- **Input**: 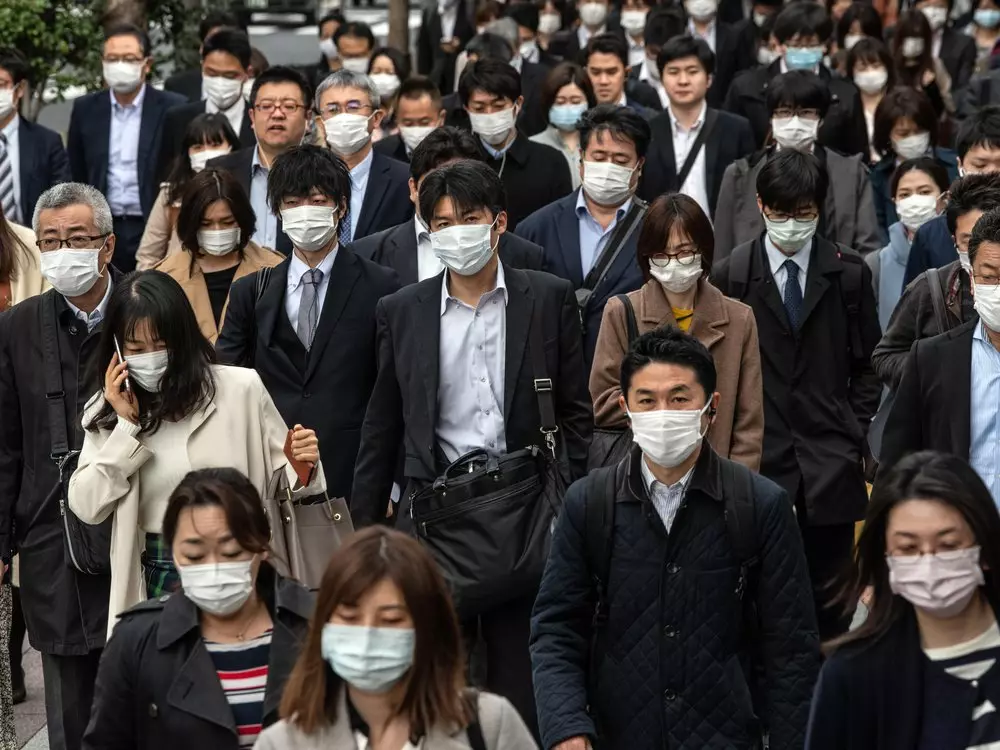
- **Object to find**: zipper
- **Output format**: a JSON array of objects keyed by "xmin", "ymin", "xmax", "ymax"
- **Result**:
[{"xmin": 417, "ymin": 475, "xmax": 540, "ymax": 531}]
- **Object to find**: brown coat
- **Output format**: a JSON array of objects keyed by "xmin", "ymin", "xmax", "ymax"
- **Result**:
[
  {"xmin": 589, "ymin": 277, "xmax": 764, "ymax": 470},
  {"xmin": 153, "ymin": 242, "xmax": 283, "ymax": 344}
]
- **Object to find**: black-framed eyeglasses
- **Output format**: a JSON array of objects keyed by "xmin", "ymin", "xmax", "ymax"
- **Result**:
[
  {"xmin": 36, "ymin": 235, "xmax": 108, "ymax": 252},
  {"xmin": 772, "ymin": 107, "xmax": 821, "ymax": 121},
  {"xmin": 650, "ymin": 247, "xmax": 700, "ymax": 267},
  {"xmin": 763, "ymin": 209, "xmax": 819, "ymax": 223}
]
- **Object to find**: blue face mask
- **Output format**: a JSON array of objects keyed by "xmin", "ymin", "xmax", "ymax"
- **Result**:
[
  {"xmin": 784, "ymin": 46, "xmax": 824, "ymax": 70},
  {"xmin": 976, "ymin": 8, "xmax": 1000, "ymax": 27},
  {"xmin": 549, "ymin": 102, "xmax": 588, "ymax": 131},
  {"xmin": 321, "ymin": 623, "xmax": 415, "ymax": 693}
]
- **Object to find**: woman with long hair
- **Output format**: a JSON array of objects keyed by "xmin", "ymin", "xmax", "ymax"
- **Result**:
[
  {"xmin": 891, "ymin": 9, "xmax": 956, "ymax": 117},
  {"xmin": 847, "ymin": 37, "xmax": 896, "ymax": 163},
  {"xmin": 68, "ymin": 271, "xmax": 325, "ymax": 636},
  {"xmin": 256, "ymin": 527, "xmax": 537, "ymax": 749},
  {"xmin": 367, "ymin": 46, "xmax": 410, "ymax": 142}
]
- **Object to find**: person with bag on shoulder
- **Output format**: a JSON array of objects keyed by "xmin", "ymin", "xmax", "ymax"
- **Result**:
[
  {"xmin": 589, "ymin": 193, "xmax": 763, "ymax": 471},
  {"xmin": 530, "ymin": 327, "xmax": 820, "ymax": 750},
  {"xmin": 67, "ymin": 270, "xmax": 325, "ymax": 640},
  {"xmin": 256, "ymin": 526, "xmax": 538, "ymax": 750},
  {"xmin": 83, "ymin": 468, "xmax": 314, "ymax": 750}
]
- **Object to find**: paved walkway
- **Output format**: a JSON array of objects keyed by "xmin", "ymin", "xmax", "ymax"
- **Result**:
[{"xmin": 13, "ymin": 646, "xmax": 46, "ymax": 750}]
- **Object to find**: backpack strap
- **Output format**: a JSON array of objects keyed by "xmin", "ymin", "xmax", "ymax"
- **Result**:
[
  {"xmin": 835, "ymin": 244, "xmax": 864, "ymax": 361},
  {"xmin": 727, "ymin": 241, "xmax": 755, "ymax": 302},
  {"xmin": 615, "ymin": 293, "xmax": 639, "ymax": 345},
  {"xmin": 720, "ymin": 459, "xmax": 759, "ymax": 606},
  {"xmin": 463, "ymin": 690, "xmax": 487, "ymax": 750},
  {"xmin": 926, "ymin": 266, "xmax": 951, "ymax": 334},
  {"xmin": 585, "ymin": 463, "xmax": 620, "ymax": 627}
]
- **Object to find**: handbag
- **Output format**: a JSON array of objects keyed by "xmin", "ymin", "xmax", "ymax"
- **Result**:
[
  {"xmin": 409, "ymin": 299, "xmax": 567, "ymax": 619},
  {"xmin": 588, "ymin": 293, "xmax": 639, "ymax": 471},
  {"xmin": 40, "ymin": 294, "xmax": 112, "ymax": 575}
]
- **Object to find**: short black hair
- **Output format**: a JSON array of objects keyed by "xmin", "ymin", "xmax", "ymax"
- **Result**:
[
  {"xmin": 0, "ymin": 48, "xmax": 30, "ymax": 86},
  {"xmin": 836, "ymin": 2, "xmax": 883, "ymax": 46},
  {"xmin": 756, "ymin": 148, "xmax": 829, "ymax": 214},
  {"xmin": 104, "ymin": 23, "xmax": 151, "ymax": 57},
  {"xmin": 585, "ymin": 32, "xmax": 629, "ymax": 69},
  {"xmin": 890, "ymin": 157, "xmax": 950, "ymax": 198},
  {"xmin": 506, "ymin": 2, "xmax": 539, "ymax": 32},
  {"xmin": 175, "ymin": 168, "xmax": 256, "ymax": 259},
  {"xmin": 249, "ymin": 65, "xmax": 312, "ymax": 109},
  {"xmin": 267, "ymin": 145, "xmax": 352, "ymax": 213},
  {"xmin": 956, "ymin": 105, "xmax": 1000, "ymax": 161},
  {"xmin": 409, "ymin": 126, "xmax": 486, "ymax": 182},
  {"xmin": 772, "ymin": 2, "xmax": 833, "ymax": 44},
  {"xmin": 369, "ymin": 46, "xmax": 411, "ymax": 80},
  {"xmin": 946, "ymin": 172, "xmax": 1000, "ymax": 236},
  {"xmin": 578, "ymin": 104, "xmax": 652, "ymax": 160},
  {"xmin": 334, "ymin": 21, "xmax": 376, "ymax": 51},
  {"xmin": 397, "ymin": 76, "xmax": 443, "ymax": 109},
  {"xmin": 418, "ymin": 160, "xmax": 507, "ymax": 225},
  {"xmin": 458, "ymin": 57, "xmax": 521, "ymax": 106},
  {"xmin": 465, "ymin": 32, "xmax": 515, "ymax": 63},
  {"xmin": 539, "ymin": 62, "xmax": 597, "ymax": 116},
  {"xmin": 658, "ymin": 36, "xmax": 715, "ymax": 77},
  {"xmin": 846, "ymin": 36, "xmax": 896, "ymax": 89},
  {"xmin": 200, "ymin": 10, "xmax": 242, "ymax": 41},
  {"xmin": 318, "ymin": 10, "xmax": 346, "ymax": 32},
  {"xmin": 969, "ymin": 207, "xmax": 1000, "ymax": 266},
  {"xmin": 765, "ymin": 70, "xmax": 832, "ymax": 118},
  {"xmin": 872, "ymin": 87, "xmax": 938, "ymax": 156},
  {"xmin": 620, "ymin": 327, "xmax": 717, "ymax": 403},
  {"xmin": 644, "ymin": 6, "xmax": 687, "ymax": 49},
  {"xmin": 201, "ymin": 27, "xmax": 252, "ymax": 70}
]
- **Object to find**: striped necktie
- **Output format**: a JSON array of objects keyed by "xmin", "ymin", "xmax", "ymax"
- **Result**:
[{"xmin": 0, "ymin": 134, "xmax": 16, "ymax": 223}]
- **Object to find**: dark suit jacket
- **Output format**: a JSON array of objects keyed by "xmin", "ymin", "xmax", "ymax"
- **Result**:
[
  {"xmin": 638, "ymin": 107, "xmax": 755, "ymax": 215},
  {"xmin": 440, "ymin": 86, "xmax": 552, "ymax": 138},
  {"xmin": 940, "ymin": 27, "xmax": 977, "ymax": 91},
  {"xmin": 373, "ymin": 134, "xmax": 409, "ymax": 163},
  {"xmin": 515, "ymin": 188, "xmax": 644, "ymax": 365},
  {"xmin": 548, "ymin": 25, "xmax": 626, "ymax": 63},
  {"xmin": 353, "ymin": 150, "xmax": 413, "ymax": 240},
  {"xmin": 158, "ymin": 100, "xmax": 255, "ymax": 181},
  {"xmin": 723, "ymin": 60, "xmax": 868, "ymax": 157},
  {"xmin": 712, "ymin": 236, "xmax": 881, "ymax": 525},
  {"xmin": 625, "ymin": 79, "xmax": 663, "ymax": 113},
  {"xmin": 351, "ymin": 218, "xmax": 545, "ymax": 285},
  {"xmin": 417, "ymin": 1, "xmax": 476, "ymax": 94},
  {"xmin": 17, "ymin": 118, "xmax": 71, "ymax": 224},
  {"xmin": 486, "ymin": 134, "xmax": 573, "ymax": 231},
  {"xmin": 707, "ymin": 21, "xmax": 748, "ymax": 108},
  {"xmin": 902, "ymin": 214, "xmax": 956, "ymax": 286},
  {"xmin": 67, "ymin": 86, "xmax": 186, "ymax": 219},
  {"xmin": 163, "ymin": 68, "xmax": 202, "ymax": 103},
  {"xmin": 216, "ymin": 249, "xmax": 400, "ymax": 501},
  {"xmin": 350, "ymin": 265, "xmax": 594, "ymax": 526},
  {"xmin": 879, "ymin": 320, "xmax": 976, "ymax": 475},
  {"xmin": 207, "ymin": 147, "xmax": 292, "ymax": 255},
  {"xmin": 518, "ymin": 60, "xmax": 552, "ymax": 137}
]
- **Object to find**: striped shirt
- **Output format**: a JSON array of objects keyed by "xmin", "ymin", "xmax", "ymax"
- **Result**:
[{"xmin": 204, "ymin": 629, "xmax": 272, "ymax": 748}]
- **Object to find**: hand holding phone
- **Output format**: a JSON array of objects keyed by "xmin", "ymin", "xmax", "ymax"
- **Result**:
[
  {"xmin": 105, "ymin": 346, "xmax": 138, "ymax": 424},
  {"xmin": 113, "ymin": 336, "xmax": 130, "ymax": 392}
]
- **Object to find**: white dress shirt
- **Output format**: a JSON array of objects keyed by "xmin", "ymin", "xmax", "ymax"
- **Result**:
[
  {"xmin": 578, "ymin": 24, "xmax": 607, "ymax": 50},
  {"xmin": 415, "ymin": 217, "xmax": 443, "ymax": 281},
  {"xmin": 284, "ymin": 246, "xmax": 338, "ymax": 338},
  {"xmin": 66, "ymin": 274, "xmax": 114, "ymax": 332},
  {"xmin": 688, "ymin": 18, "xmax": 718, "ymax": 52},
  {"xmin": 1, "ymin": 114, "xmax": 22, "ymax": 224},
  {"xmin": 638, "ymin": 58, "xmax": 670, "ymax": 108},
  {"xmin": 107, "ymin": 85, "xmax": 146, "ymax": 217},
  {"xmin": 439, "ymin": 2, "xmax": 458, "ymax": 40},
  {"xmin": 349, "ymin": 148, "xmax": 374, "ymax": 240},
  {"xmin": 764, "ymin": 233, "xmax": 812, "ymax": 295},
  {"xmin": 640, "ymin": 454, "xmax": 695, "ymax": 533},
  {"xmin": 206, "ymin": 96, "xmax": 244, "ymax": 139},
  {"xmin": 627, "ymin": 34, "xmax": 646, "ymax": 67},
  {"xmin": 250, "ymin": 147, "xmax": 278, "ymax": 250},
  {"xmin": 668, "ymin": 102, "xmax": 711, "ymax": 219}
]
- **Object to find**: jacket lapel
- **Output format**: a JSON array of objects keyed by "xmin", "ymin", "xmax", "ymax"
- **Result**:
[
  {"xmin": 748, "ymin": 238, "xmax": 792, "ymax": 333},
  {"xmin": 950, "ymin": 323, "xmax": 975, "ymax": 460},
  {"xmin": 797, "ymin": 238, "xmax": 838, "ymax": 331},
  {"xmin": 388, "ymin": 220, "xmax": 419, "ymax": 286},
  {"xmin": 416, "ymin": 278, "xmax": 442, "ymax": 435},
  {"xmin": 558, "ymin": 193, "xmax": 584, "ymax": 285},
  {"xmin": 138, "ymin": 88, "xmax": 162, "ymax": 199},
  {"xmin": 161, "ymin": 251, "xmax": 219, "ymax": 341},
  {"xmin": 256, "ymin": 257, "xmax": 297, "ymax": 376},
  {"xmin": 96, "ymin": 95, "xmax": 113, "ymax": 192},
  {"xmin": 354, "ymin": 151, "xmax": 389, "ymax": 240},
  {"xmin": 503, "ymin": 269, "xmax": 534, "ymax": 419},
  {"xmin": 17, "ymin": 121, "xmax": 37, "ymax": 218},
  {"xmin": 688, "ymin": 279, "xmax": 727, "ymax": 350},
  {"xmin": 239, "ymin": 105, "xmax": 255, "ymax": 146},
  {"xmin": 304, "ymin": 248, "xmax": 361, "ymax": 381}
]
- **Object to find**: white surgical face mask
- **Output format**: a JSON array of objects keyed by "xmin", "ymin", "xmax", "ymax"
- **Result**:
[
  {"xmin": 628, "ymin": 402, "xmax": 711, "ymax": 469},
  {"xmin": 854, "ymin": 68, "xmax": 888, "ymax": 94},
  {"xmin": 40, "ymin": 247, "xmax": 104, "ymax": 297},
  {"xmin": 430, "ymin": 219, "xmax": 498, "ymax": 276},
  {"xmin": 242, "ymin": 78, "xmax": 255, "ymax": 103},
  {"xmin": 901, "ymin": 37, "xmax": 925, "ymax": 59},
  {"xmin": 0, "ymin": 88, "xmax": 15, "ymax": 120},
  {"xmin": 324, "ymin": 113, "xmax": 373, "ymax": 156},
  {"xmin": 124, "ymin": 350, "xmax": 169, "ymax": 393},
  {"xmin": 764, "ymin": 215, "xmax": 818, "ymax": 252},
  {"xmin": 621, "ymin": 9, "xmax": 649, "ymax": 32},
  {"xmin": 649, "ymin": 256, "xmax": 703, "ymax": 293},
  {"xmin": 399, "ymin": 125, "xmax": 437, "ymax": 152},
  {"xmin": 280, "ymin": 205, "xmax": 340, "ymax": 252},
  {"xmin": 202, "ymin": 75, "xmax": 244, "ymax": 111},
  {"xmin": 341, "ymin": 56, "xmax": 370, "ymax": 74},
  {"xmin": 178, "ymin": 559, "xmax": 255, "ymax": 617},
  {"xmin": 844, "ymin": 33, "xmax": 864, "ymax": 51},
  {"xmin": 468, "ymin": 107, "xmax": 516, "ymax": 146},
  {"xmin": 579, "ymin": 1, "xmax": 609, "ymax": 26},
  {"xmin": 519, "ymin": 40, "xmax": 539, "ymax": 61},
  {"xmin": 757, "ymin": 46, "xmax": 779, "ymax": 65},
  {"xmin": 753, "ymin": 10, "xmax": 770, "ymax": 26},
  {"xmin": 893, "ymin": 131, "xmax": 931, "ymax": 160},
  {"xmin": 538, "ymin": 12, "xmax": 562, "ymax": 34},
  {"xmin": 197, "ymin": 227, "xmax": 241, "ymax": 256},
  {"xmin": 189, "ymin": 147, "xmax": 231, "ymax": 173},
  {"xmin": 684, "ymin": 0, "xmax": 719, "ymax": 20},
  {"xmin": 103, "ymin": 61, "xmax": 144, "ymax": 93},
  {"xmin": 582, "ymin": 160, "xmax": 636, "ymax": 206},
  {"xmin": 319, "ymin": 37, "xmax": 339, "ymax": 60},
  {"xmin": 895, "ymin": 193, "xmax": 939, "ymax": 231},
  {"xmin": 771, "ymin": 116, "xmax": 819, "ymax": 150},
  {"xmin": 321, "ymin": 624, "xmax": 416, "ymax": 693},
  {"xmin": 959, "ymin": 249, "xmax": 972, "ymax": 274},
  {"xmin": 974, "ymin": 282, "xmax": 1000, "ymax": 331},
  {"xmin": 920, "ymin": 5, "xmax": 948, "ymax": 31},
  {"xmin": 887, "ymin": 547, "xmax": 984, "ymax": 618},
  {"xmin": 370, "ymin": 73, "xmax": 401, "ymax": 99}
]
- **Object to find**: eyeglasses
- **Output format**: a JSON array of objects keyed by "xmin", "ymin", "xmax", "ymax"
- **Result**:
[
  {"xmin": 764, "ymin": 209, "xmax": 819, "ymax": 223},
  {"xmin": 974, "ymin": 273, "xmax": 1000, "ymax": 288},
  {"xmin": 254, "ymin": 100, "xmax": 307, "ymax": 114},
  {"xmin": 320, "ymin": 101, "xmax": 373, "ymax": 116},
  {"xmin": 772, "ymin": 107, "xmax": 821, "ymax": 121},
  {"xmin": 649, "ymin": 246, "xmax": 700, "ymax": 266},
  {"xmin": 36, "ymin": 235, "xmax": 108, "ymax": 252}
]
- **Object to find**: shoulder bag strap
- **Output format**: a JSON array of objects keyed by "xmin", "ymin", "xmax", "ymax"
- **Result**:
[
  {"xmin": 616, "ymin": 293, "xmax": 639, "ymax": 344},
  {"xmin": 528, "ymin": 292, "xmax": 559, "ymax": 457},
  {"xmin": 581, "ymin": 197, "xmax": 649, "ymax": 294},
  {"xmin": 464, "ymin": 690, "xmax": 487, "ymax": 750},
  {"xmin": 674, "ymin": 109, "xmax": 718, "ymax": 189},
  {"xmin": 41, "ymin": 295, "xmax": 71, "ymax": 459},
  {"xmin": 926, "ymin": 267, "xmax": 951, "ymax": 334}
]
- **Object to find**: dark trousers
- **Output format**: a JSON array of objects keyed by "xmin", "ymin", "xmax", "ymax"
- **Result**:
[
  {"xmin": 461, "ymin": 594, "xmax": 539, "ymax": 740},
  {"xmin": 10, "ymin": 585, "xmax": 24, "ymax": 680},
  {"xmin": 41, "ymin": 649, "xmax": 102, "ymax": 750},
  {"xmin": 798, "ymin": 521, "xmax": 856, "ymax": 641},
  {"xmin": 111, "ymin": 215, "xmax": 145, "ymax": 273}
]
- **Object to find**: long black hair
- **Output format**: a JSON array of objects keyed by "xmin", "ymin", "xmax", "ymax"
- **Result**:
[
  {"xmin": 166, "ymin": 114, "xmax": 241, "ymax": 204},
  {"xmin": 829, "ymin": 452, "xmax": 1000, "ymax": 653},
  {"xmin": 87, "ymin": 271, "xmax": 217, "ymax": 435}
]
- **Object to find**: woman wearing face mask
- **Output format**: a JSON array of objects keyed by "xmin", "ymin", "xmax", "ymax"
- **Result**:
[
  {"xmin": 256, "ymin": 527, "xmax": 538, "ymax": 750},
  {"xmin": 865, "ymin": 158, "xmax": 949, "ymax": 330},
  {"xmin": 136, "ymin": 114, "xmax": 240, "ymax": 270},
  {"xmin": 537, "ymin": 0, "xmax": 568, "ymax": 50},
  {"xmin": 153, "ymin": 169, "xmax": 283, "ymax": 344},
  {"xmin": 892, "ymin": 9, "xmax": 956, "ymax": 118},
  {"xmin": 830, "ymin": 3, "xmax": 883, "ymax": 74},
  {"xmin": 590, "ymin": 194, "xmax": 764, "ymax": 470},
  {"xmin": 530, "ymin": 63, "xmax": 597, "ymax": 189},
  {"xmin": 805, "ymin": 451, "xmax": 1000, "ymax": 750},
  {"xmin": 965, "ymin": 0, "xmax": 1000, "ymax": 72},
  {"xmin": 868, "ymin": 87, "xmax": 958, "ymax": 236},
  {"xmin": 367, "ymin": 47, "xmax": 410, "ymax": 142},
  {"xmin": 82, "ymin": 468, "xmax": 314, "ymax": 750},
  {"xmin": 68, "ymin": 271, "xmax": 326, "ymax": 638},
  {"xmin": 847, "ymin": 38, "xmax": 896, "ymax": 163},
  {"xmin": 619, "ymin": 0, "xmax": 652, "ymax": 66}
]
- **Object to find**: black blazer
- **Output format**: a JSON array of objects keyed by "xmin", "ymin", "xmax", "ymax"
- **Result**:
[
  {"xmin": 879, "ymin": 319, "xmax": 976, "ymax": 476},
  {"xmin": 67, "ymin": 86, "xmax": 186, "ymax": 218},
  {"xmin": 158, "ymin": 100, "xmax": 255, "ymax": 181},
  {"xmin": 485, "ymin": 134, "xmax": 574, "ymax": 231},
  {"xmin": 638, "ymin": 107, "xmax": 756, "ymax": 215},
  {"xmin": 940, "ymin": 26, "xmax": 977, "ymax": 91},
  {"xmin": 708, "ymin": 21, "xmax": 749, "ymax": 108},
  {"xmin": 351, "ymin": 218, "xmax": 545, "ymax": 285},
  {"xmin": 712, "ymin": 236, "xmax": 881, "ymax": 526},
  {"xmin": 373, "ymin": 134, "xmax": 409, "ymax": 163},
  {"xmin": 350, "ymin": 265, "xmax": 593, "ymax": 527},
  {"xmin": 163, "ymin": 68, "xmax": 202, "ymax": 103},
  {"xmin": 17, "ymin": 118, "xmax": 71, "ymax": 224},
  {"xmin": 417, "ymin": 0, "xmax": 476, "ymax": 94},
  {"xmin": 548, "ymin": 25, "xmax": 626, "ymax": 62},
  {"xmin": 518, "ymin": 60, "xmax": 552, "ymax": 137},
  {"xmin": 216, "ymin": 250, "xmax": 400, "ymax": 501},
  {"xmin": 440, "ymin": 88, "xmax": 551, "ymax": 138},
  {"xmin": 723, "ymin": 60, "xmax": 868, "ymax": 158},
  {"xmin": 353, "ymin": 150, "xmax": 414, "ymax": 240}
]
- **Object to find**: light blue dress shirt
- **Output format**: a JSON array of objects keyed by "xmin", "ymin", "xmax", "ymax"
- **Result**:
[
  {"xmin": 250, "ymin": 147, "xmax": 278, "ymax": 250},
  {"xmin": 1, "ymin": 115, "xmax": 22, "ymax": 224},
  {"xmin": 348, "ymin": 148, "xmax": 374, "ymax": 240},
  {"xmin": 970, "ymin": 320, "xmax": 1000, "ymax": 503},
  {"xmin": 66, "ymin": 275, "xmax": 113, "ymax": 331},
  {"xmin": 480, "ymin": 135, "xmax": 516, "ymax": 160},
  {"xmin": 107, "ymin": 86, "xmax": 145, "ymax": 217},
  {"xmin": 576, "ymin": 188, "xmax": 632, "ymax": 277}
]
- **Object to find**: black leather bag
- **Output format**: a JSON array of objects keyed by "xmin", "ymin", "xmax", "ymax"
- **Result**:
[{"xmin": 410, "ymin": 302, "xmax": 567, "ymax": 618}]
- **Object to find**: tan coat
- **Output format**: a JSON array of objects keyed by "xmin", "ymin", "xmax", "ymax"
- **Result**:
[
  {"xmin": 136, "ymin": 184, "xmax": 183, "ymax": 270},
  {"xmin": 9, "ymin": 222, "xmax": 49, "ymax": 305},
  {"xmin": 153, "ymin": 242, "xmax": 283, "ymax": 344},
  {"xmin": 590, "ymin": 277, "xmax": 764, "ymax": 471}
]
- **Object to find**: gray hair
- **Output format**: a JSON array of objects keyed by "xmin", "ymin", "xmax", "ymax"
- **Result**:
[
  {"xmin": 32, "ymin": 182, "xmax": 113, "ymax": 236},
  {"xmin": 314, "ymin": 70, "xmax": 381, "ymax": 111},
  {"xmin": 486, "ymin": 18, "xmax": 520, "ymax": 52}
]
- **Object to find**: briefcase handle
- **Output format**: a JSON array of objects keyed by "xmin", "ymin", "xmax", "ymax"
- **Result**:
[{"xmin": 433, "ymin": 449, "xmax": 502, "ymax": 490}]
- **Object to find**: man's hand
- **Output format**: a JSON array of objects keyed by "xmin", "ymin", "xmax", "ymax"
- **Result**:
[
  {"xmin": 554, "ymin": 738, "xmax": 591, "ymax": 750},
  {"xmin": 290, "ymin": 424, "xmax": 319, "ymax": 465}
]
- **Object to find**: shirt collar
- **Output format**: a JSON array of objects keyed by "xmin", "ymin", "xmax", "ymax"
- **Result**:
[
  {"xmin": 764, "ymin": 232, "xmax": 811, "ymax": 275},
  {"xmin": 616, "ymin": 90, "xmax": 629, "ymax": 107},
  {"xmin": 480, "ymin": 133, "xmax": 516, "ymax": 159},
  {"xmin": 287, "ymin": 247, "xmax": 338, "ymax": 289},
  {"xmin": 350, "ymin": 146, "xmax": 375, "ymax": 183},
  {"xmin": 640, "ymin": 453, "xmax": 696, "ymax": 495},
  {"xmin": 576, "ymin": 186, "xmax": 633, "ymax": 219},
  {"xmin": 252, "ymin": 145, "xmax": 269, "ymax": 174},
  {"xmin": 110, "ymin": 83, "xmax": 146, "ymax": 112},
  {"xmin": 206, "ymin": 95, "xmax": 243, "ymax": 119},
  {"xmin": 65, "ymin": 274, "xmax": 113, "ymax": 329},
  {"xmin": 687, "ymin": 17, "xmax": 716, "ymax": 38},
  {"xmin": 440, "ymin": 259, "xmax": 508, "ymax": 316},
  {"xmin": 414, "ymin": 216, "xmax": 430, "ymax": 244},
  {"xmin": 667, "ymin": 101, "xmax": 707, "ymax": 133},
  {"xmin": 1, "ymin": 114, "xmax": 19, "ymax": 141},
  {"xmin": 975, "ymin": 319, "xmax": 994, "ymax": 343}
]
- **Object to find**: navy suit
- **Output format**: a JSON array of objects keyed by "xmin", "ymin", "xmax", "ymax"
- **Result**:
[
  {"xmin": 17, "ymin": 118, "xmax": 71, "ymax": 225},
  {"xmin": 516, "ymin": 188, "xmax": 644, "ymax": 365},
  {"xmin": 353, "ymin": 150, "xmax": 414, "ymax": 241},
  {"xmin": 158, "ymin": 100, "xmax": 255, "ymax": 181},
  {"xmin": 902, "ymin": 214, "xmax": 957, "ymax": 287}
]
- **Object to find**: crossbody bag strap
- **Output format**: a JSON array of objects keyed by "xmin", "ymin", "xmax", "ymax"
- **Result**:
[
  {"xmin": 41, "ymin": 295, "xmax": 71, "ymax": 459},
  {"xmin": 926, "ymin": 267, "xmax": 951, "ymax": 334},
  {"xmin": 581, "ymin": 197, "xmax": 649, "ymax": 294},
  {"xmin": 528, "ymin": 291, "xmax": 559, "ymax": 457},
  {"xmin": 675, "ymin": 109, "xmax": 717, "ymax": 189}
]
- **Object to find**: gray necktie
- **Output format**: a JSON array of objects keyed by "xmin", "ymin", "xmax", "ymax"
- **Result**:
[
  {"xmin": 0, "ymin": 134, "xmax": 16, "ymax": 223},
  {"xmin": 296, "ymin": 268, "xmax": 324, "ymax": 349}
]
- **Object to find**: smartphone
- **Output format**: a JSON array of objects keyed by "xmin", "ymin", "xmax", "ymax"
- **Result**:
[{"xmin": 113, "ymin": 336, "xmax": 131, "ymax": 393}]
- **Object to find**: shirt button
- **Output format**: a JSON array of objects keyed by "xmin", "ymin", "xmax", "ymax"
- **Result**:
[
  {"xmin": 480, "ymin": 376, "xmax": 486, "ymax": 382},
  {"xmin": 485, "ymin": 410, "xmax": 490, "ymax": 415}
]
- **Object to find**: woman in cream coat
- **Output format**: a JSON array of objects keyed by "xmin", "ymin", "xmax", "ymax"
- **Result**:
[{"xmin": 68, "ymin": 271, "xmax": 326, "ymax": 636}]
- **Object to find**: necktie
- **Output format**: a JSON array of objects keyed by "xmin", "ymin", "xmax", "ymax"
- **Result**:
[
  {"xmin": 339, "ymin": 204, "xmax": 352, "ymax": 246},
  {"xmin": 0, "ymin": 134, "xmax": 16, "ymax": 223},
  {"xmin": 296, "ymin": 268, "xmax": 324, "ymax": 350},
  {"xmin": 782, "ymin": 259, "xmax": 803, "ymax": 330}
]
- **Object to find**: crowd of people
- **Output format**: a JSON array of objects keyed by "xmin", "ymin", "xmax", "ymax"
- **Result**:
[{"xmin": 2, "ymin": 0, "xmax": 1000, "ymax": 746}]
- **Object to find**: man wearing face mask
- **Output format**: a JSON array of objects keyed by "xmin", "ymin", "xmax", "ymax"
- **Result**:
[
  {"xmin": 333, "ymin": 21, "xmax": 376, "ymax": 78},
  {"xmin": 218, "ymin": 145, "xmax": 399, "ymax": 507},
  {"xmin": 507, "ymin": 2, "xmax": 560, "ymax": 69},
  {"xmin": 531, "ymin": 326, "xmax": 819, "ymax": 750},
  {"xmin": 459, "ymin": 58, "xmax": 573, "ymax": 229},
  {"xmin": 352, "ymin": 160, "xmax": 592, "ymax": 738},
  {"xmin": 164, "ymin": 10, "xmax": 244, "ymax": 102},
  {"xmin": 315, "ymin": 70, "xmax": 413, "ymax": 243},
  {"xmin": 417, "ymin": 0, "xmax": 476, "ymax": 95},
  {"xmin": 303, "ymin": 10, "xmax": 346, "ymax": 92},
  {"xmin": 67, "ymin": 25, "xmax": 185, "ymax": 273},
  {"xmin": 0, "ymin": 183, "xmax": 118, "ymax": 750},
  {"xmin": 549, "ymin": 0, "xmax": 625, "ymax": 61},
  {"xmin": 713, "ymin": 148, "xmax": 882, "ymax": 640},
  {"xmin": 518, "ymin": 104, "xmax": 650, "ymax": 365},
  {"xmin": 373, "ymin": 77, "xmax": 447, "ymax": 163}
]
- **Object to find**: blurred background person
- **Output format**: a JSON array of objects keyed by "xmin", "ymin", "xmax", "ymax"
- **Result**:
[
  {"xmin": 530, "ymin": 63, "xmax": 597, "ymax": 190},
  {"xmin": 846, "ymin": 37, "xmax": 896, "ymax": 163},
  {"xmin": 367, "ymin": 46, "xmax": 410, "ymax": 142},
  {"xmin": 891, "ymin": 9, "xmax": 957, "ymax": 121},
  {"xmin": 374, "ymin": 77, "xmax": 446, "ymax": 163}
]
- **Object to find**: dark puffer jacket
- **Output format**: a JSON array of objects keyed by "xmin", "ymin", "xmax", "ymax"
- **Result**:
[{"xmin": 530, "ymin": 445, "xmax": 820, "ymax": 750}]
